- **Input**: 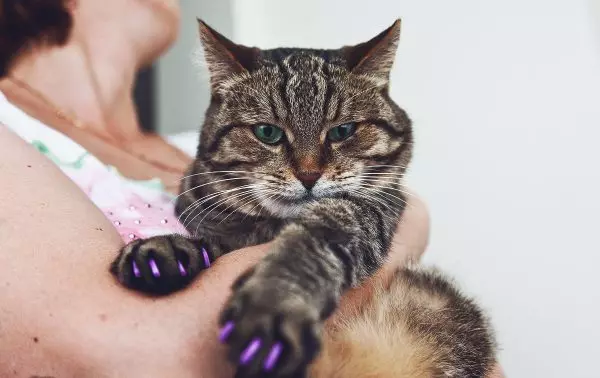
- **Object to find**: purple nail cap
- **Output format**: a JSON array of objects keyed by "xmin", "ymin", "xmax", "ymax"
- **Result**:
[
  {"xmin": 264, "ymin": 342, "xmax": 283, "ymax": 372},
  {"xmin": 202, "ymin": 247, "xmax": 211, "ymax": 268},
  {"xmin": 240, "ymin": 337, "xmax": 262, "ymax": 365},
  {"xmin": 178, "ymin": 260, "xmax": 187, "ymax": 276},
  {"xmin": 219, "ymin": 321, "xmax": 235, "ymax": 342},
  {"xmin": 132, "ymin": 261, "xmax": 141, "ymax": 278},
  {"xmin": 149, "ymin": 259, "xmax": 160, "ymax": 278}
]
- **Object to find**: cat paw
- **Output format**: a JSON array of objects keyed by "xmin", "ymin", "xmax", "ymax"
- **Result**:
[
  {"xmin": 110, "ymin": 234, "xmax": 212, "ymax": 295},
  {"xmin": 219, "ymin": 271, "xmax": 322, "ymax": 378}
]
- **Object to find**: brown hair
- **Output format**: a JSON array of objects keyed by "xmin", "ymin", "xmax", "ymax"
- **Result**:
[{"xmin": 0, "ymin": 0, "xmax": 73, "ymax": 77}]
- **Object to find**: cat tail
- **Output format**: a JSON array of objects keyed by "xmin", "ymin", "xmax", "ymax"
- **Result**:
[{"xmin": 309, "ymin": 264, "xmax": 497, "ymax": 378}]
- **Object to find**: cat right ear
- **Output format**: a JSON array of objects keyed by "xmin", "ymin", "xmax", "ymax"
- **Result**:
[{"xmin": 197, "ymin": 19, "xmax": 258, "ymax": 89}]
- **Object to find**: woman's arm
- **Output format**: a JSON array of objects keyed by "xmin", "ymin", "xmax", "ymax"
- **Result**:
[
  {"xmin": 0, "ymin": 124, "xmax": 204, "ymax": 377},
  {"xmin": 0, "ymin": 123, "xmax": 430, "ymax": 377}
]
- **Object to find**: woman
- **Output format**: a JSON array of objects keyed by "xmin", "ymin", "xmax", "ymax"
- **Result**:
[{"xmin": 0, "ymin": 1, "xmax": 499, "ymax": 377}]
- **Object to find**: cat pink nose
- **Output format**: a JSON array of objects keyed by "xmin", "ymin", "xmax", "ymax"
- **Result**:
[{"xmin": 295, "ymin": 172, "xmax": 322, "ymax": 190}]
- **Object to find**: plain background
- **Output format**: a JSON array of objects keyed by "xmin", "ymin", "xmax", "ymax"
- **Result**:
[{"xmin": 157, "ymin": 0, "xmax": 600, "ymax": 376}]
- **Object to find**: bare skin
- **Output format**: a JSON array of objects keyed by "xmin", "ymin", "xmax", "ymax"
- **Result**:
[
  {"xmin": 0, "ymin": 1, "xmax": 502, "ymax": 376},
  {"xmin": 0, "ymin": 124, "xmax": 429, "ymax": 377},
  {"xmin": 0, "ymin": 0, "xmax": 189, "ymax": 192}
]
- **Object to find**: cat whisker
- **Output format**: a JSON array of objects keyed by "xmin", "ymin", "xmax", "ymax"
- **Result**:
[
  {"xmin": 357, "ymin": 184, "xmax": 409, "ymax": 206},
  {"xmin": 359, "ymin": 177, "xmax": 403, "ymax": 186},
  {"xmin": 365, "ymin": 164, "xmax": 410, "ymax": 170},
  {"xmin": 209, "ymin": 193, "xmax": 258, "ymax": 228},
  {"xmin": 179, "ymin": 170, "xmax": 276, "ymax": 181},
  {"xmin": 348, "ymin": 188, "xmax": 405, "ymax": 220},
  {"xmin": 174, "ymin": 173, "xmax": 281, "ymax": 203},
  {"xmin": 187, "ymin": 189, "xmax": 258, "ymax": 231},
  {"xmin": 178, "ymin": 184, "xmax": 261, "ymax": 223},
  {"xmin": 174, "ymin": 176, "xmax": 259, "ymax": 202},
  {"xmin": 217, "ymin": 188, "xmax": 279, "ymax": 226},
  {"xmin": 359, "ymin": 182, "xmax": 413, "ymax": 199},
  {"xmin": 360, "ymin": 189, "xmax": 414, "ymax": 215},
  {"xmin": 181, "ymin": 185, "xmax": 266, "ymax": 228},
  {"xmin": 256, "ymin": 191, "xmax": 283, "ymax": 219},
  {"xmin": 212, "ymin": 189, "xmax": 269, "ymax": 224},
  {"xmin": 357, "ymin": 174, "xmax": 406, "ymax": 182},
  {"xmin": 359, "ymin": 172, "xmax": 406, "ymax": 177},
  {"xmin": 189, "ymin": 185, "xmax": 274, "ymax": 231},
  {"xmin": 241, "ymin": 190, "xmax": 281, "ymax": 222}
]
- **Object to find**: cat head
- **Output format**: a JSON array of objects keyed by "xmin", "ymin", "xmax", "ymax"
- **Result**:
[{"xmin": 192, "ymin": 19, "xmax": 412, "ymax": 217}]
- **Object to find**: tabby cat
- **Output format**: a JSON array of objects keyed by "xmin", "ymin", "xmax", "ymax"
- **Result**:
[{"xmin": 111, "ymin": 19, "xmax": 496, "ymax": 378}]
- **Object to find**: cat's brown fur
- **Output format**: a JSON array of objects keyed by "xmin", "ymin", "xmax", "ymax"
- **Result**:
[{"xmin": 111, "ymin": 19, "xmax": 496, "ymax": 377}]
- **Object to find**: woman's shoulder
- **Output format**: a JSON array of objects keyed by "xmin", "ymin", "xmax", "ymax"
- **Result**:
[
  {"xmin": 0, "ymin": 89, "xmax": 185, "ymax": 242},
  {"xmin": 0, "ymin": 89, "xmax": 88, "ymax": 161}
]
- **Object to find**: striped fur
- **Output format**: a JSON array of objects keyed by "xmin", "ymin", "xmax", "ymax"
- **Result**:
[{"xmin": 110, "ymin": 19, "xmax": 495, "ymax": 377}]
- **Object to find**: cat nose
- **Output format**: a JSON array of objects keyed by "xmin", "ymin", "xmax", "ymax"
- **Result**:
[{"xmin": 295, "ymin": 172, "xmax": 322, "ymax": 190}]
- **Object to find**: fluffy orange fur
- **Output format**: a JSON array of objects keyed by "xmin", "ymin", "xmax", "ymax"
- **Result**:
[{"xmin": 309, "ymin": 266, "xmax": 495, "ymax": 378}]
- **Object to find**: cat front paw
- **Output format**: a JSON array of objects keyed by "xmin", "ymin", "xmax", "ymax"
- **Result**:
[
  {"xmin": 110, "ymin": 234, "xmax": 213, "ymax": 295},
  {"xmin": 219, "ymin": 269, "xmax": 322, "ymax": 378}
]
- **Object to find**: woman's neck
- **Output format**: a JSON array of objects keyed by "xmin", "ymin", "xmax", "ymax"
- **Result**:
[
  {"xmin": 4, "ymin": 0, "xmax": 179, "ymax": 140},
  {"xmin": 8, "ymin": 34, "xmax": 140, "ymax": 140}
]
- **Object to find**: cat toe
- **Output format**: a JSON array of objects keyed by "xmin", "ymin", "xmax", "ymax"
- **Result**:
[
  {"xmin": 110, "ymin": 234, "xmax": 212, "ymax": 295},
  {"xmin": 219, "ymin": 278, "xmax": 321, "ymax": 378}
]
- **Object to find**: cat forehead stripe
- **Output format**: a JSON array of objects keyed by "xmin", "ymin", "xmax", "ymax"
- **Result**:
[{"xmin": 280, "ymin": 54, "xmax": 329, "ymax": 133}]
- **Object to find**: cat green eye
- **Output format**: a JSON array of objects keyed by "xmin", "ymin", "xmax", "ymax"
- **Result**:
[
  {"xmin": 327, "ymin": 123, "xmax": 357, "ymax": 142},
  {"xmin": 253, "ymin": 124, "xmax": 284, "ymax": 144}
]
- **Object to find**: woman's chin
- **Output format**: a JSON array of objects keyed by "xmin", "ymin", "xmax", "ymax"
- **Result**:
[{"xmin": 139, "ymin": 0, "xmax": 181, "ymax": 64}]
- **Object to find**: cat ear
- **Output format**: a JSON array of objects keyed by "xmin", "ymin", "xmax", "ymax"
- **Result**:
[
  {"xmin": 342, "ymin": 19, "xmax": 401, "ymax": 81},
  {"xmin": 197, "ymin": 19, "xmax": 259, "ymax": 88}
]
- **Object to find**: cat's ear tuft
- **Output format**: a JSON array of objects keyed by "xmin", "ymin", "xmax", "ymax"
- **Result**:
[
  {"xmin": 197, "ymin": 19, "xmax": 259, "ymax": 89},
  {"xmin": 342, "ymin": 19, "xmax": 401, "ymax": 81}
]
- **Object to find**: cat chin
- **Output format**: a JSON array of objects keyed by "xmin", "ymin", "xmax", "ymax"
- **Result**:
[{"xmin": 258, "ymin": 196, "xmax": 305, "ymax": 218}]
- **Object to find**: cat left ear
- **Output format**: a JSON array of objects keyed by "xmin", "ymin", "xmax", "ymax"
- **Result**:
[
  {"xmin": 197, "ymin": 19, "xmax": 259, "ymax": 89},
  {"xmin": 342, "ymin": 19, "xmax": 401, "ymax": 82}
]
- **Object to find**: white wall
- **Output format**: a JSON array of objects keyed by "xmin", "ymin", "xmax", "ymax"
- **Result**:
[{"xmin": 230, "ymin": 0, "xmax": 600, "ymax": 377}]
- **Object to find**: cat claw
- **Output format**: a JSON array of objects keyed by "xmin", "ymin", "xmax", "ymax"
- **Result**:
[
  {"xmin": 240, "ymin": 337, "xmax": 262, "ymax": 365},
  {"xmin": 178, "ymin": 260, "xmax": 187, "ymax": 276},
  {"xmin": 219, "ymin": 322, "xmax": 284, "ymax": 372},
  {"xmin": 132, "ymin": 260, "xmax": 142, "ymax": 278},
  {"xmin": 131, "ymin": 258, "xmax": 193, "ymax": 278},
  {"xmin": 219, "ymin": 321, "xmax": 235, "ymax": 342},
  {"xmin": 202, "ymin": 247, "xmax": 211, "ymax": 268},
  {"xmin": 148, "ymin": 258, "xmax": 161, "ymax": 277},
  {"xmin": 132, "ymin": 258, "xmax": 193, "ymax": 278},
  {"xmin": 264, "ymin": 342, "xmax": 284, "ymax": 372}
]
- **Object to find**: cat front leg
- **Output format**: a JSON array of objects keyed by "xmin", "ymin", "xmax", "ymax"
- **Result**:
[{"xmin": 219, "ymin": 197, "xmax": 402, "ymax": 378}]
